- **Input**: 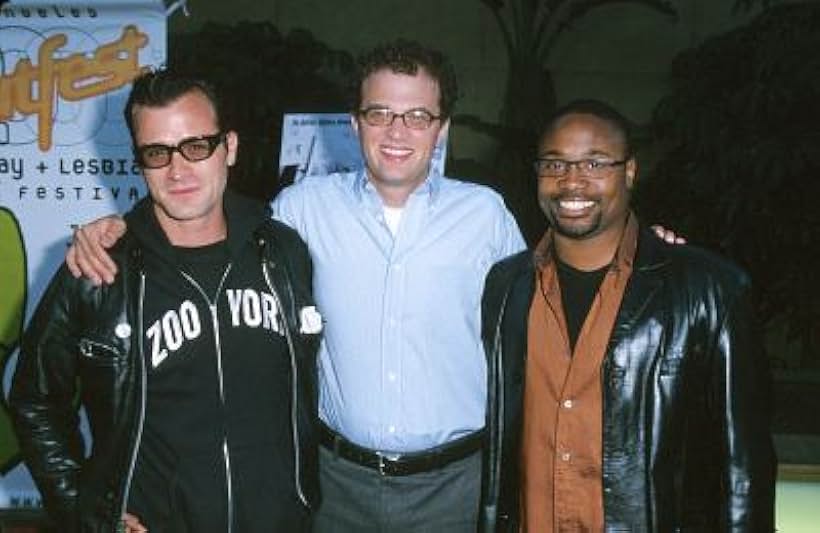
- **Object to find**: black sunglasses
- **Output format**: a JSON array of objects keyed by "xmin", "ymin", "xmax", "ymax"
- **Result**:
[{"xmin": 135, "ymin": 132, "xmax": 226, "ymax": 169}]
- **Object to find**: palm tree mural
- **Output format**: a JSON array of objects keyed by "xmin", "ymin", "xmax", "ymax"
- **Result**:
[
  {"xmin": 483, "ymin": 0, "xmax": 675, "ymax": 145},
  {"xmin": 458, "ymin": 0, "xmax": 677, "ymax": 241}
]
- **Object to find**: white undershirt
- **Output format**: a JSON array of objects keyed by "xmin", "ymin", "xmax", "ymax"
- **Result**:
[{"xmin": 382, "ymin": 206, "xmax": 404, "ymax": 236}]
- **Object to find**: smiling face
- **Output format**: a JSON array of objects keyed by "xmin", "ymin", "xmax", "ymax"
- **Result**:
[
  {"xmin": 537, "ymin": 112, "xmax": 636, "ymax": 243},
  {"xmin": 133, "ymin": 89, "xmax": 238, "ymax": 246},
  {"xmin": 352, "ymin": 68, "xmax": 449, "ymax": 206}
]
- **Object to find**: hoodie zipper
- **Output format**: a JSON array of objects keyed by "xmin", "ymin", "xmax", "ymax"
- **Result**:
[
  {"xmin": 180, "ymin": 265, "xmax": 234, "ymax": 533},
  {"xmin": 119, "ymin": 272, "xmax": 147, "ymax": 530},
  {"xmin": 261, "ymin": 257, "xmax": 308, "ymax": 508}
]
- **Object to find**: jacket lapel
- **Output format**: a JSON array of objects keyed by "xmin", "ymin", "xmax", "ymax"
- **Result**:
[{"xmin": 607, "ymin": 229, "xmax": 667, "ymax": 352}]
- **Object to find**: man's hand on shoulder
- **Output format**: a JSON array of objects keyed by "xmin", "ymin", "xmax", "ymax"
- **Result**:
[
  {"xmin": 67, "ymin": 215, "xmax": 127, "ymax": 285},
  {"xmin": 122, "ymin": 512, "xmax": 148, "ymax": 532},
  {"xmin": 651, "ymin": 224, "xmax": 686, "ymax": 245}
]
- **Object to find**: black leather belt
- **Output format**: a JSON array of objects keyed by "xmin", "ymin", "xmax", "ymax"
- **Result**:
[{"xmin": 318, "ymin": 423, "xmax": 484, "ymax": 476}]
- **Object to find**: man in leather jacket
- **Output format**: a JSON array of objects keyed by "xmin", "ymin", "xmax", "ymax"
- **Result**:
[
  {"xmin": 479, "ymin": 99, "xmax": 775, "ymax": 532},
  {"xmin": 9, "ymin": 70, "xmax": 321, "ymax": 533}
]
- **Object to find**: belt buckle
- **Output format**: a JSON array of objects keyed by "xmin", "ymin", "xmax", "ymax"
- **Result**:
[{"xmin": 377, "ymin": 452, "xmax": 403, "ymax": 476}]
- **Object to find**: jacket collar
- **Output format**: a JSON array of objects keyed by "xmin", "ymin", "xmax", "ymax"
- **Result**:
[
  {"xmin": 533, "ymin": 211, "xmax": 639, "ymax": 287},
  {"xmin": 632, "ymin": 224, "xmax": 673, "ymax": 273},
  {"xmin": 606, "ymin": 223, "xmax": 670, "ymax": 348},
  {"xmin": 123, "ymin": 189, "xmax": 268, "ymax": 265}
]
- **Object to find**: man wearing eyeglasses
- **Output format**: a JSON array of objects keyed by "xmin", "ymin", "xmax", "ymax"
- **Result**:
[
  {"xmin": 9, "ymin": 69, "xmax": 321, "ymax": 533},
  {"xmin": 271, "ymin": 40, "xmax": 526, "ymax": 532},
  {"xmin": 63, "ymin": 41, "xmax": 526, "ymax": 532},
  {"xmin": 479, "ymin": 99, "xmax": 775, "ymax": 532}
]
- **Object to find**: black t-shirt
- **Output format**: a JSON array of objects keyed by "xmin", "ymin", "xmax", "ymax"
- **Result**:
[
  {"xmin": 127, "ymin": 241, "xmax": 305, "ymax": 532},
  {"xmin": 555, "ymin": 257, "xmax": 609, "ymax": 353}
]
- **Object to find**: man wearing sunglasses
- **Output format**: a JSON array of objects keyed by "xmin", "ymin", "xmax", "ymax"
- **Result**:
[
  {"xmin": 62, "ymin": 40, "xmax": 526, "ymax": 532},
  {"xmin": 9, "ymin": 69, "xmax": 321, "ymax": 533}
]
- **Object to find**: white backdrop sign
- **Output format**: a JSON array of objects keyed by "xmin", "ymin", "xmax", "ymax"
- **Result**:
[
  {"xmin": 279, "ymin": 112, "xmax": 448, "ymax": 182},
  {"xmin": 0, "ymin": 0, "xmax": 167, "ymax": 508}
]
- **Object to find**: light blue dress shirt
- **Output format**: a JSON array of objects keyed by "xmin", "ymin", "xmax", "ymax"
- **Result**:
[{"xmin": 271, "ymin": 171, "xmax": 525, "ymax": 452}]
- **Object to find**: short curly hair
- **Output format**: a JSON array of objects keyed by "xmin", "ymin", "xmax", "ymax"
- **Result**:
[
  {"xmin": 541, "ymin": 99, "xmax": 635, "ymax": 157},
  {"xmin": 353, "ymin": 39, "xmax": 459, "ymax": 119}
]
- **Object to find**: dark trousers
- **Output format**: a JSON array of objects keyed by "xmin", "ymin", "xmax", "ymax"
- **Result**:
[{"xmin": 312, "ymin": 445, "xmax": 481, "ymax": 533}]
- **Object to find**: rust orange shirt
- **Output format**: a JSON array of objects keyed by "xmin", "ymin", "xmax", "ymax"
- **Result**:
[{"xmin": 520, "ymin": 216, "xmax": 637, "ymax": 532}]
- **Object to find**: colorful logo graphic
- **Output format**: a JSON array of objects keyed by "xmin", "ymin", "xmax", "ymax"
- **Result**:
[
  {"xmin": 0, "ymin": 25, "xmax": 148, "ymax": 151},
  {"xmin": 0, "ymin": 207, "xmax": 26, "ymax": 471}
]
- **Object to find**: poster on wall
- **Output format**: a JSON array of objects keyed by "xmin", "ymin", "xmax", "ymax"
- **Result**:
[
  {"xmin": 0, "ymin": 0, "xmax": 167, "ymax": 508},
  {"xmin": 279, "ymin": 112, "xmax": 448, "ymax": 182}
]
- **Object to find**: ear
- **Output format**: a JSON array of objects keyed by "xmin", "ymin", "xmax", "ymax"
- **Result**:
[
  {"xmin": 625, "ymin": 156, "xmax": 637, "ymax": 189},
  {"xmin": 225, "ymin": 130, "xmax": 239, "ymax": 167}
]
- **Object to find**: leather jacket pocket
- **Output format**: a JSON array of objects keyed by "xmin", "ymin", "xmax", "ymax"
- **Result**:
[
  {"xmin": 78, "ymin": 338, "xmax": 125, "ymax": 366},
  {"xmin": 659, "ymin": 350, "xmax": 684, "ymax": 377}
]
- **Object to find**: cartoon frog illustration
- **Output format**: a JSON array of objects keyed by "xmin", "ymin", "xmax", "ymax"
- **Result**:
[{"xmin": 1, "ymin": 207, "xmax": 25, "ymax": 468}]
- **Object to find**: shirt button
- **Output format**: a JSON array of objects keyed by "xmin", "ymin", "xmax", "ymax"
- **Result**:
[
  {"xmin": 561, "ymin": 452, "xmax": 571, "ymax": 462},
  {"xmin": 388, "ymin": 372, "xmax": 397, "ymax": 382},
  {"xmin": 393, "ymin": 263, "xmax": 402, "ymax": 271},
  {"xmin": 562, "ymin": 399, "xmax": 574, "ymax": 409},
  {"xmin": 388, "ymin": 425, "xmax": 396, "ymax": 434}
]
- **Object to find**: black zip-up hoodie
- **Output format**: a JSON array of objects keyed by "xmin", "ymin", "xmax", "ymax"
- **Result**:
[{"xmin": 10, "ymin": 190, "xmax": 321, "ymax": 533}]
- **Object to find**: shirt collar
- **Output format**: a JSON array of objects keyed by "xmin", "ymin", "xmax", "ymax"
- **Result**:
[
  {"xmin": 354, "ymin": 167, "xmax": 442, "ymax": 207},
  {"xmin": 534, "ymin": 211, "xmax": 639, "ymax": 276}
]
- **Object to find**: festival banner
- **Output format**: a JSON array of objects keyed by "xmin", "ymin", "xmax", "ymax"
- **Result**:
[{"xmin": 0, "ymin": 0, "xmax": 167, "ymax": 509}]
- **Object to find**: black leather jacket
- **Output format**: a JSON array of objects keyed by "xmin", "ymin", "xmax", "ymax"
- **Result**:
[
  {"xmin": 9, "ymin": 213, "xmax": 320, "ymax": 532},
  {"xmin": 479, "ymin": 226, "xmax": 775, "ymax": 532}
]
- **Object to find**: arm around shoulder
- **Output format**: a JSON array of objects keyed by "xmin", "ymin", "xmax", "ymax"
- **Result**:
[{"xmin": 66, "ymin": 215, "xmax": 127, "ymax": 284}]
